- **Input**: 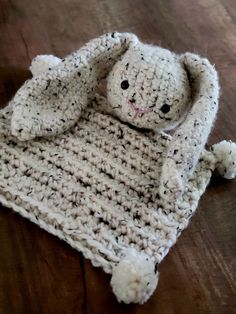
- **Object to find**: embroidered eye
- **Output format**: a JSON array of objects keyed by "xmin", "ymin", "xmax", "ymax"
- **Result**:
[
  {"xmin": 121, "ymin": 80, "xmax": 129, "ymax": 90},
  {"xmin": 160, "ymin": 104, "xmax": 170, "ymax": 114}
]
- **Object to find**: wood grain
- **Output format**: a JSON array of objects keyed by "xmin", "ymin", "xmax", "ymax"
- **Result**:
[{"xmin": 0, "ymin": 0, "xmax": 235, "ymax": 313}]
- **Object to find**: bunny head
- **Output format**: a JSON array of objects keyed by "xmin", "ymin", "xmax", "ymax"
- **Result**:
[{"xmin": 107, "ymin": 43, "xmax": 191, "ymax": 131}]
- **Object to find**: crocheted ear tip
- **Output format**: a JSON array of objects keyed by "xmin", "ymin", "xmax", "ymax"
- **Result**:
[
  {"xmin": 211, "ymin": 140, "xmax": 236, "ymax": 179},
  {"xmin": 159, "ymin": 158, "xmax": 184, "ymax": 201},
  {"xmin": 11, "ymin": 116, "xmax": 37, "ymax": 141},
  {"xmin": 10, "ymin": 104, "xmax": 44, "ymax": 141},
  {"xmin": 110, "ymin": 249, "xmax": 159, "ymax": 304}
]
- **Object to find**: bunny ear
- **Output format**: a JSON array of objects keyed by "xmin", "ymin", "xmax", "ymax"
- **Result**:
[
  {"xmin": 10, "ymin": 32, "xmax": 138, "ymax": 140},
  {"xmin": 160, "ymin": 53, "xmax": 219, "ymax": 200}
]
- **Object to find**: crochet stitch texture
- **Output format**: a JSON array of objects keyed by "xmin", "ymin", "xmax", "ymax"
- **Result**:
[{"xmin": 0, "ymin": 32, "xmax": 236, "ymax": 304}]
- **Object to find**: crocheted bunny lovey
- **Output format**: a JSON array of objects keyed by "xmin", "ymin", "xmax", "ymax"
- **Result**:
[{"xmin": 1, "ymin": 32, "xmax": 236, "ymax": 304}]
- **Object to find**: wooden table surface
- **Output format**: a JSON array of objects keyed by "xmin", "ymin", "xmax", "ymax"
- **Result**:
[{"xmin": 0, "ymin": 0, "xmax": 236, "ymax": 313}]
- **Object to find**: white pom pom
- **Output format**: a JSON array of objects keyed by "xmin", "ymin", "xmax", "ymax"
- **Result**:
[
  {"xmin": 29, "ymin": 55, "xmax": 61, "ymax": 76},
  {"xmin": 110, "ymin": 249, "xmax": 159, "ymax": 304},
  {"xmin": 212, "ymin": 140, "xmax": 236, "ymax": 179}
]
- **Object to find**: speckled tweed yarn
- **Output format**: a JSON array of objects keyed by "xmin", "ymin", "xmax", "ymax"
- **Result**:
[{"xmin": 1, "ymin": 32, "xmax": 236, "ymax": 304}]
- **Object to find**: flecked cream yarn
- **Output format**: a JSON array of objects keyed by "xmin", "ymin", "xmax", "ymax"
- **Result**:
[{"xmin": 0, "ymin": 32, "xmax": 236, "ymax": 304}]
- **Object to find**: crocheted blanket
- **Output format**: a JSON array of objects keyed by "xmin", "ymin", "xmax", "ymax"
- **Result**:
[{"xmin": 0, "ymin": 102, "xmax": 216, "ymax": 301}]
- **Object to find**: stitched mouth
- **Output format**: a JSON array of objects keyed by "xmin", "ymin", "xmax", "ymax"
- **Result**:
[{"xmin": 128, "ymin": 100, "xmax": 153, "ymax": 118}]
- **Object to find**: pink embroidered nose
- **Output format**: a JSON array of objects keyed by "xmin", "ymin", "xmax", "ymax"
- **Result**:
[{"xmin": 128, "ymin": 100, "xmax": 153, "ymax": 118}]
